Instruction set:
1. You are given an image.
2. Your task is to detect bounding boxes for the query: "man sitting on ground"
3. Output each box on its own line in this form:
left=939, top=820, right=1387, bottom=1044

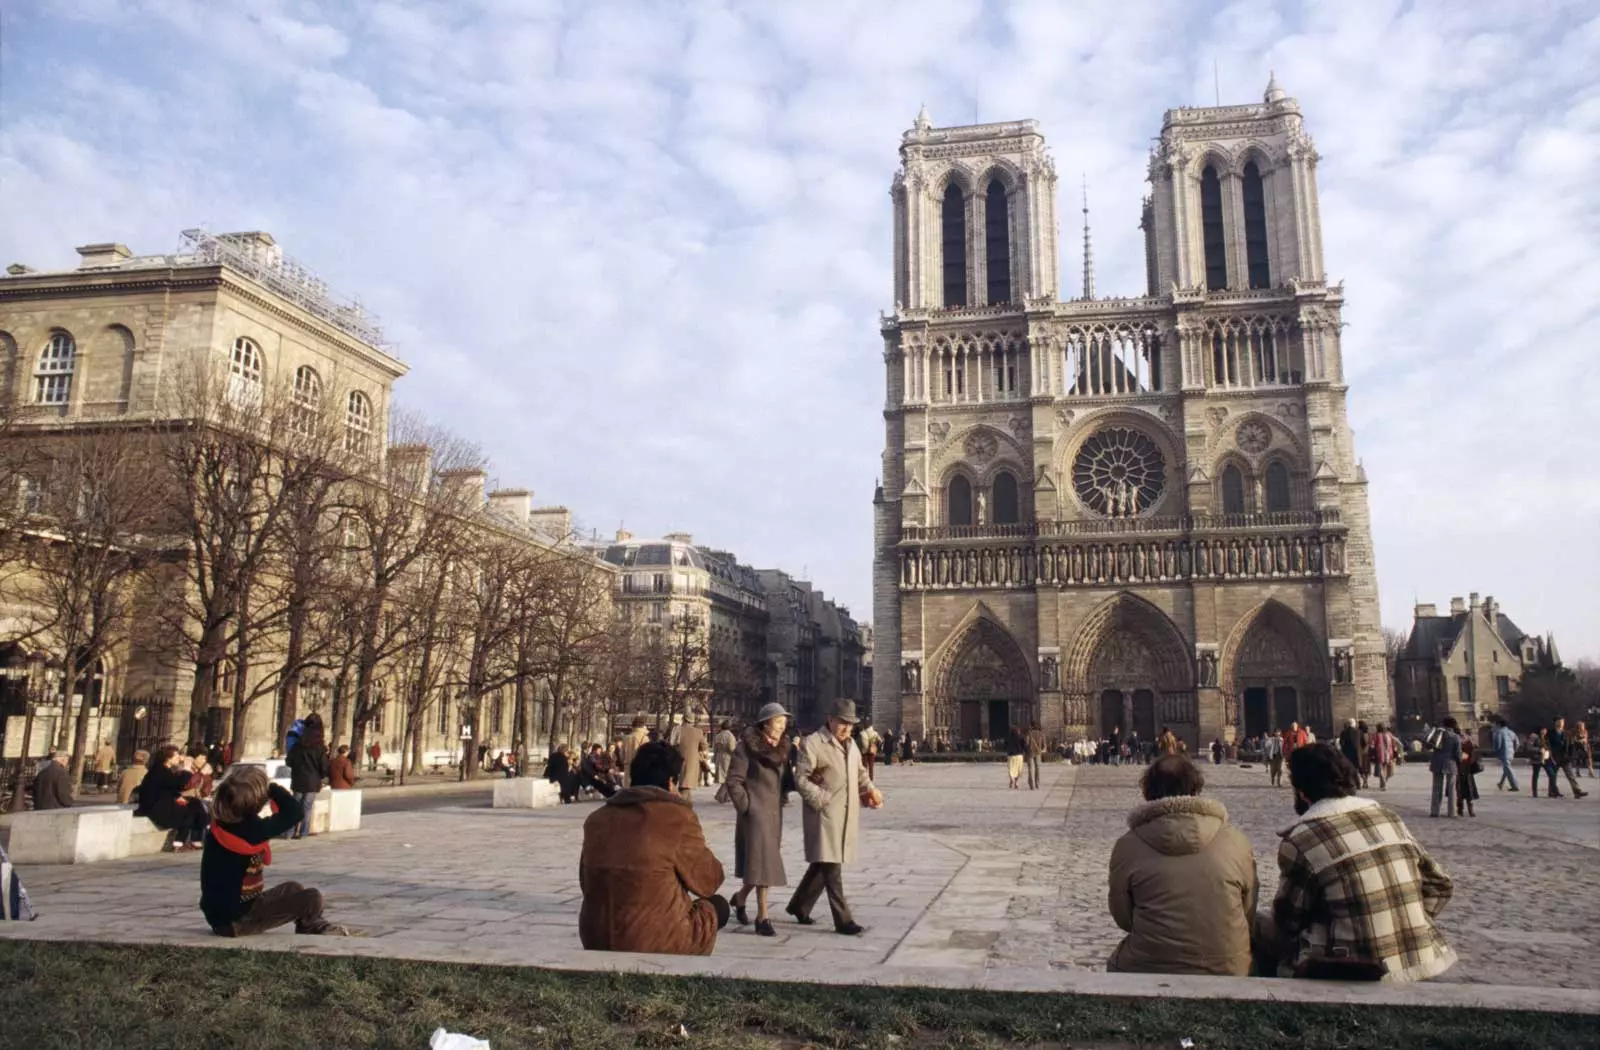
left=1258, top=743, right=1456, bottom=982
left=1107, top=754, right=1257, bottom=976
left=201, top=766, right=357, bottom=937
left=329, top=745, right=359, bottom=790
left=578, top=741, right=728, bottom=955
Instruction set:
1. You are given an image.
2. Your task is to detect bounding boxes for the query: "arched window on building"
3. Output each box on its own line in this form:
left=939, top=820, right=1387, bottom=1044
left=1221, top=464, right=1246, bottom=514
left=34, top=332, right=75, bottom=405
left=228, top=337, right=263, bottom=408
left=991, top=471, right=1019, bottom=524
left=942, top=183, right=967, bottom=307
left=985, top=179, right=1011, bottom=305
left=1200, top=165, right=1227, bottom=291
left=1242, top=162, right=1270, bottom=289
left=291, top=365, right=321, bottom=433
left=346, top=390, right=373, bottom=453
left=947, top=475, right=973, bottom=527
left=1265, top=461, right=1292, bottom=512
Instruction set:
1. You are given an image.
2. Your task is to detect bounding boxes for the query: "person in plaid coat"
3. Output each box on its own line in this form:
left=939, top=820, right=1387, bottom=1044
left=1257, top=743, right=1457, bottom=982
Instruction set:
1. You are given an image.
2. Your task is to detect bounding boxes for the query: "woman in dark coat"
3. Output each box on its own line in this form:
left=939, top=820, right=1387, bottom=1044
left=726, top=703, right=790, bottom=936
left=285, top=714, right=330, bottom=838
left=134, top=744, right=208, bottom=851
left=1456, top=736, right=1482, bottom=817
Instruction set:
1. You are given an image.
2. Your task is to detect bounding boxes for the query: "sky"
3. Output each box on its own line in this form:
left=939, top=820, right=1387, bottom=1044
left=1, top=0, right=1597, bottom=659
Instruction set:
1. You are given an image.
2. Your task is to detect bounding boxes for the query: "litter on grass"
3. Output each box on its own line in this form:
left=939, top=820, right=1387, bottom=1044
left=429, top=1028, right=490, bottom=1049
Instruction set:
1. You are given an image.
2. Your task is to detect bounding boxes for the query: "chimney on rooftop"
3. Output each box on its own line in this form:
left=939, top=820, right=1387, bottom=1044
left=1449, top=596, right=1466, bottom=615
left=1469, top=592, right=1481, bottom=612
left=439, top=467, right=486, bottom=510
left=530, top=506, right=571, bottom=538
left=387, top=444, right=433, bottom=489
left=663, top=532, right=694, bottom=545
left=76, top=243, right=131, bottom=268
left=487, top=489, right=531, bottom=527
left=615, top=528, right=633, bottom=543
left=1485, top=595, right=1498, bottom=620
left=1414, top=603, right=1437, bottom=618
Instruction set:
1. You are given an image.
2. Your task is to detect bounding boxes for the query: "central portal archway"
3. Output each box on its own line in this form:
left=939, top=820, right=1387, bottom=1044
left=1223, top=601, right=1329, bottom=740
left=1064, top=593, right=1196, bottom=749
left=929, top=611, right=1032, bottom=746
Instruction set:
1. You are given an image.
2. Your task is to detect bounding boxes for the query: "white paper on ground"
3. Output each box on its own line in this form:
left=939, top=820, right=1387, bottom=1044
left=429, top=1028, right=490, bottom=1050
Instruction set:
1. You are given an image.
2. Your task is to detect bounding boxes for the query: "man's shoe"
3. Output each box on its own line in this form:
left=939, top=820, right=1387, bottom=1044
left=785, top=905, right=816, bottom=926
left=835, top=922, right=866, bottom=936
left=1576, top=789, right=1589, bottom=799
left=1509, top=786, right=1520, bottom=792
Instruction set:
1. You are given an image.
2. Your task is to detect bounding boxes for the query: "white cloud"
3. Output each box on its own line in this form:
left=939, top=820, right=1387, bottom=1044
left=1, top=0, right=1596, bottom=654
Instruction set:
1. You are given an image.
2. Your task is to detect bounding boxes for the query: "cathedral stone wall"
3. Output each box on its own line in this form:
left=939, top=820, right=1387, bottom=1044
left=873, top=81, right=1388, bottom=752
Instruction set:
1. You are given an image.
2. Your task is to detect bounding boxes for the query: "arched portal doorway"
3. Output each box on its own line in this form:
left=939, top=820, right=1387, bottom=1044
left=1065, top=593, right=1196, bottom=749
left=930, top=612, right=1032, bottom=746
left=1223, top=601, right=1329, bottom=740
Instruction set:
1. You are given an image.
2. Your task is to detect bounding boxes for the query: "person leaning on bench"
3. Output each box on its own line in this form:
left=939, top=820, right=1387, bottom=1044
left=201, top=765, right=359, bottom=938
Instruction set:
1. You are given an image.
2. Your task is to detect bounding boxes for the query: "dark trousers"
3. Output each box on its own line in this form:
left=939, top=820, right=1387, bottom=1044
left=220, top=882, right=327, bottom=937
left=788, top=862, right=853, bottom=928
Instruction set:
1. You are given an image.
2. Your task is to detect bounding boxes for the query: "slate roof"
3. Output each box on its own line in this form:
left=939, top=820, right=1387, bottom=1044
left=1403, top=610, right=1528, bottom=661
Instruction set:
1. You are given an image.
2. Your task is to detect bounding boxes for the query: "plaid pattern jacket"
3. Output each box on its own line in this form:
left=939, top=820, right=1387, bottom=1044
left=1271, top=796, right=1457, bottom=982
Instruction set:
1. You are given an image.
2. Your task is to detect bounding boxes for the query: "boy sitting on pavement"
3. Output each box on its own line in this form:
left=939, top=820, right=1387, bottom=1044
left=201, top=766, right=358, bottom=938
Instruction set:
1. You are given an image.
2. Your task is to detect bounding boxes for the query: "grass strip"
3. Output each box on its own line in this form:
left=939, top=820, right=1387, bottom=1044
left=0, top=939, right=1592, bottom=1050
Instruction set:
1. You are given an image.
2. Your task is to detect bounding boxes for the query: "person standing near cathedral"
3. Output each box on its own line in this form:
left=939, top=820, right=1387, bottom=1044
left=787, top=700, right=882, bottom=935
left=1490, top=717, right=1519, bottom=792
left=1428, top=718, right=1463, bottom=818
left=1263, top=731, right=1285, bottom=786
left=1025, top=723, right=1046, bottom=790
left=857, top=720, right=881, bottom=780
left=1548, top=718, right=1588, bottom=799
left=1005, top=727, right=1026, bottom=789
left=1369, top=723, right=1394, bottom=791
left=667, top=712, right=705, bottom=803
left=619, top=717, right=650, bottom=788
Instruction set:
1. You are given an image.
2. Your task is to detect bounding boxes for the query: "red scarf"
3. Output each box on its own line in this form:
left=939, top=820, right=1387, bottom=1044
left=211, top=801, right=277, bottom=903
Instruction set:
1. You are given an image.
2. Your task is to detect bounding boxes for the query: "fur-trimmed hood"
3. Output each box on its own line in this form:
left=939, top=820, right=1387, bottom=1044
left=1125, top=795, right=1231, bottom=856
left=741, top=726, right=791, bottom=768
left=604, top=785, right=691, bottom=809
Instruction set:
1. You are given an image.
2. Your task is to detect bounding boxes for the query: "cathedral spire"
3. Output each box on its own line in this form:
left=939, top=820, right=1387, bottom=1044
left=1264, top=69, right=1286, bottom=103
left=914, top=102, right=931, bottom=131
left=1081, top=175, right=1095, bottom=300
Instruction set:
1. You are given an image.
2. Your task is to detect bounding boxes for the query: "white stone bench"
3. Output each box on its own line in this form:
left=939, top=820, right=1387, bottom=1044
left=8, top=788, right=361, bottom=865
left=493, top=777, right=562, bottom=809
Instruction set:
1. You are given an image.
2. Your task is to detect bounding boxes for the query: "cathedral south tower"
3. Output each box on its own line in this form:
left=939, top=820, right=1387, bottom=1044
left=872, top=77, right=1386, bottom=750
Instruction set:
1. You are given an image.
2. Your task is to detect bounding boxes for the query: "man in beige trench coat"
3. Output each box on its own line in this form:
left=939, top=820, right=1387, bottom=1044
left=785, top=699, right=883, bottom=935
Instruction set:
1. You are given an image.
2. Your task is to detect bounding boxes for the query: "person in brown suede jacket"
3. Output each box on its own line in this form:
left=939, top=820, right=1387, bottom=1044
left=579, top=741, right=729, bottom=955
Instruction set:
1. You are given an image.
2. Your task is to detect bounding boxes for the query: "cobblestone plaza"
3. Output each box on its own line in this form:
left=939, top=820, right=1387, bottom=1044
left=3, top=762, right=1595, bottom=1004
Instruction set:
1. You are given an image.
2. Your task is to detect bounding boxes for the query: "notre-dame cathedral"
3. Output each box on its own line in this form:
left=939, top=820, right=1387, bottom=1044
left=872, top=76, right=1387, bottom=751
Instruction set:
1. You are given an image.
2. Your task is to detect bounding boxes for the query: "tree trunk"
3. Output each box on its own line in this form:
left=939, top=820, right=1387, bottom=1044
left=275, top=602, right=307, bottom=749
left=67, top=654, right=98, bottom=790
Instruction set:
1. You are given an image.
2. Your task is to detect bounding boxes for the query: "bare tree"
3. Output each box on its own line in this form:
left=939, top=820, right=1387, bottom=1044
left=520, top=543, right=614, bottom=753
left=635, top=612, right=715, bottom=725
left=18, top=425, right=169, bottom=786
left=339, top=411, right=484, bottom=761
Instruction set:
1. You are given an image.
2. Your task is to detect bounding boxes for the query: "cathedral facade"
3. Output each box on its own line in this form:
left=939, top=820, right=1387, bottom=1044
left=872, top=77, right=1387, bottom=751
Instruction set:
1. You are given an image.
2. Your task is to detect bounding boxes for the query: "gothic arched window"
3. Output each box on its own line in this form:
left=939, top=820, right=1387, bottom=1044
left=1200, top=165, right=1227, bottom=291
left=984, top=179, right=1010, bottom=305
left=1265, top=461, right=1291, bottom=512
left=1243, top=162, right=1270, bottom=289
left=992, top=471, right=1019, bottom=524
left=346, top=390, right=373, bottom=453
left=1221, top=464, right=1246, bottom=514
left=947, top=475, right=973, bottom=527
left=942, top=183, right=967, bottom=308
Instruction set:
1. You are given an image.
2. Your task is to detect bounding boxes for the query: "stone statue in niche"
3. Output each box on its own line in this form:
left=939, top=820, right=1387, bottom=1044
left=1197, top=651, right=1218, bottom=688
left=1040, top=655, right=1060, bottom=691
left=977, top=490, right=988, bottom=524
left=902, top=659, right=922, bottom=693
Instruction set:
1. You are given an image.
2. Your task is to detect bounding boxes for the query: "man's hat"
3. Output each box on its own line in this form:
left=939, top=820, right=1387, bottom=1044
left=826, top=699, right=861, bottom=725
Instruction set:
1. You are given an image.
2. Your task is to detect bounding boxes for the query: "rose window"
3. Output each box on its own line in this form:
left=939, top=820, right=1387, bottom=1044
left=1072, top=427, right=1166, bottom=516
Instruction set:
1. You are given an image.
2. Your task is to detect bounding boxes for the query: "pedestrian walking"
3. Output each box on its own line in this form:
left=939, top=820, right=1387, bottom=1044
left=858, top=720, right=881, bottom=781
left=1369, top=723, right=1394, bottom=791
left=93, top=740, right=117, bottom=791
left=1548, top=718, right=1589, bottom=799
left=285, top=714, right=330, bottom=838
left=367, top=741, right=382, bottom=772
left=1005, top=727, right=1026, bottom=789
left=619, top=717, right=649, bottom=787
left=786, top=700, right=882, bottom=935
left=1575, top=723, right=1595, bottom=779
left=1456, top=737, right=1481, bottom=817
left=1263, top=731, right=1285, bottom=786
left=1210, top=738, right=1223, bottom=766
left=1530, top=728, right=1553, bottom=797
left=711, top=722, right=737, bottom=786
left=1025, top=723, right=1046, bottom=790
left=1337, top=719, right=1360, bottom=775
left=1356, top=721, right=1373, bottom=788
left=725, top=703, right=790, bottom=937
left=667, top=713, right=705, bottom=802
left=1428, top=717, right=1462, bottom=818
left=1490, top=717, right=1519, bottom=792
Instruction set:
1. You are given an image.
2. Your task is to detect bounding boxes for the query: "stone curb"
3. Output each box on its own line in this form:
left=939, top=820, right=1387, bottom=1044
left=1, top=922, right=1594, bottom=1016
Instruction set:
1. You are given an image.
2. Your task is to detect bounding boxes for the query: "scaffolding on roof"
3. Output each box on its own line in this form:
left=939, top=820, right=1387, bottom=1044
left=179, top=228, right=387, bottom=349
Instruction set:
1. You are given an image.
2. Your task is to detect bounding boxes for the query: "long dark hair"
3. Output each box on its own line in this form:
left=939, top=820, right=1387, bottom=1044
left=148, top=743, right=181, bottom=772
left=297, top=713, right=327, bottom=750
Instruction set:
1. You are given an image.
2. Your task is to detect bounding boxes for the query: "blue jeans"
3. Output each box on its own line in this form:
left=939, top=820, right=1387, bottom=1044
left=1496, top=755, right=1518, bottom=790
left=295, top=792, right=318, bottom=837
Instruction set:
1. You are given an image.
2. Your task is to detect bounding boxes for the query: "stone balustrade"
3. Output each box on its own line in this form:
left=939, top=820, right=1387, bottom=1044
left=901, top=509, right=1337, bottom=543
left=898, top=527, right=1347, bottom=591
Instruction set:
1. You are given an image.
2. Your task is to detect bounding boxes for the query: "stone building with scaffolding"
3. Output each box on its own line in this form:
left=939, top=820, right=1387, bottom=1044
left=872, top=76, right=1387, bottom=751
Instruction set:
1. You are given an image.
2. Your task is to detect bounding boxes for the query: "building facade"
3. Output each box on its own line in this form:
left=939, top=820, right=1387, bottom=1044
left=0, top=230, right=607, bottom=765
left=1393, top=593, right=1560, bottom=731
left=873, top=78, right=1387, bottom=751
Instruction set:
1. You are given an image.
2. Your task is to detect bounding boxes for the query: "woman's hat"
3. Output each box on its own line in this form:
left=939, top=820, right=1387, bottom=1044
left=756, top=702, right=789, bottom=724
